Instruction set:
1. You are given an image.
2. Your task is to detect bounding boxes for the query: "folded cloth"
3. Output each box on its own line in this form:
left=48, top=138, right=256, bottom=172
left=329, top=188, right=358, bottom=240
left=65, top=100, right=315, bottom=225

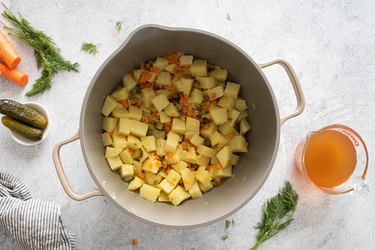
left=0, top=172, right=75, bottom=250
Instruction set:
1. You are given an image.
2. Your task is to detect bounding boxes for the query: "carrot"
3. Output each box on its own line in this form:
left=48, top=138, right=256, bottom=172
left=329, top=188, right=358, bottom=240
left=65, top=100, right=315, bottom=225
left=214, top=164, right=222, bottom=170
left=201, top=102, right=210, bottom=110
left=0, top=31, right=21, bottom=69
left=119, top=99, right=129, bottom=107
left=0, top=62, right=28, bottom=87
left=132, top=239, right=138, bottom=248
left=150, top=66, right=159, bottom=73
left=138, top=172, right=145, bottom=180
left=210, top=93, right=217, bottom=100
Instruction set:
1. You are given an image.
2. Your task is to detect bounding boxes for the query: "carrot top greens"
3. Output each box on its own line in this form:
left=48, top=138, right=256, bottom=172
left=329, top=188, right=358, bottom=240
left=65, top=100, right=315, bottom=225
left=1, top=4, right=79, bottom=96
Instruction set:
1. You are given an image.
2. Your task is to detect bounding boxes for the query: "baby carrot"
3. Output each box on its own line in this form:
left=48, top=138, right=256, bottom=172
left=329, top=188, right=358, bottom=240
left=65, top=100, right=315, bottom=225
left=0, top=31, right=21, bottom=69
left=0, top=62, right=28, bottom=87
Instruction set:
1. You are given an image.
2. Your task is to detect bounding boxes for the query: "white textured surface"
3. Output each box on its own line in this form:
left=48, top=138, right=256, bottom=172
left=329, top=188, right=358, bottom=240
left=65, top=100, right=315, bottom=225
left=0, top=0, right=374, bottom=249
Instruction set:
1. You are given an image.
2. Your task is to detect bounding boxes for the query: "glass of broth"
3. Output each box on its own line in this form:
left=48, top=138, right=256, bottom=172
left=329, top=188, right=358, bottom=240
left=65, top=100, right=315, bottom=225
left=295, top=124, right=369, bottom=195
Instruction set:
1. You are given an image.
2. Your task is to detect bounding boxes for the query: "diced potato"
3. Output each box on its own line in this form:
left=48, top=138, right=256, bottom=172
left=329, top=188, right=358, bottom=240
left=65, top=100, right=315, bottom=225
left=219, top=121, right=238, bottom=136
left=181, top=168, right=195, bottom=190
left=102, top=117, right=118, bottom=132
left=196, top=76, right=215, bottom=89
left=141, top=136, right=156, bottom=152
left=166, top=169, right=182, bottom=186
left=156, top=138, right=166, bottom=156
left=237, top=110, right=248, bottom=122
left=180, top=55, right=193, bottom=66
left=174, top=79, right=183, bottom=92
left=209, top=108, right=228, bottom=125
left=112, top=106, right=129, bottom=118
left=198, top=180, right=213, bottom=193
left=139, top=147, right=148, bottom=163
left=107, top=156, right=123, bottom=171
left=156, top=71, right=171, bottom=86
left=224, top=82, right=240, bottom=99
left=130, top=120, right=148, bottom=137
left=230, top=135, right=248, bottom=152
left=128, top=176, right=144, bottom=191
left=164, top=63, right=176, bottom=73
left=153, top=57, right=169, bottom=70
left=165, top=149, right=181, bottom=164
left=211, top=165, right=232, bottom=178
left=112, top=135, right=127, bottom=149
left=189, top=181, right=203, bottom=198
left=158, top=179, right=175, bottom=194
left=129, top=105, right=143, bottom=121
left=133, top=161, right=142, bottom=174
left=142, top=159, right=162, bottom=174
left=197, top=145, right=217, bottom=157
left=123, top=74, right=137, bottom=91
left=111, top=87, right=129, bottom=101
left=164, top=103, right=180, bottom=117
left=235, top=98, right=247, bottom=111
left=133, top=69, right=145, bottom=81
left=118, top=118, right=132, bottom=136
left=229, top=109, right=241, bottom=126
left=240, top=119, right=251, bottom=135
left=120, top=148, right=133, bottom=164
left=218, top=96, right=235, bottom=110
left=196, top=155, right=210, bottom=166
left=185, top=117, right=200, bottom=134
left=195, top=166, right=212, bottom=185
left=189, top=134, right=204, bottom=147
left=105, top=146, right=122, bottom=158
left=209, top=69, right=228, bottom=81
left=151, top=94, right=170, bottom=112
left=169, top=185, right=190, bottom=206
left=191, top=89, right=203, bottom=104
left=206, top=85, right=224, bottom=100
left=172, top=118, right=186, bottom=135
left=102, top=132, right=113, bottom=146
left=181, top=78, right=194, bottom=96
left=210, top=155, right=220, bottom=165
left=200, top=122, right=217, bottom=138
left=144, top=172, right=162, bottom=185
left=140, top=184, right=161, bottom=202
left=210, top=131, right=227, bottom=149
left=158, top=191, right=170, bottom=202
left=216, top=146, right=232, bottom=168
left=181, top=148, right=198, bottom=164
left=184, top=131, right=196, bottom=139
left=159, top=111, right=172, bottom=123
left=119, top=164, right=134, bottom=181
left=102, top=95, right=118, bottom=117
left=142, top=88, right=156, bottom=108
left=190, top=59, right=207, bottom=76
left=171, top=160, right=188, bottom=174
left=165, top=131, right=179, bottom=153
left=230, top=154, right=240, bottom=166
left=127, top=135, right=142, bottom=147
left=150, top=128, right=165, bottom=139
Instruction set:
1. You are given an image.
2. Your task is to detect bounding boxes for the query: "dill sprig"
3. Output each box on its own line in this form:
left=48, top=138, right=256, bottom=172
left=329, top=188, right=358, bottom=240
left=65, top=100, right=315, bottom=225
left=81, top=42, right=99, bottom=55
left=1, top=4, right=79, bottom=96
left=250, top=181, right=299, bottom=250
left=115, top=21, right=122, bottom=32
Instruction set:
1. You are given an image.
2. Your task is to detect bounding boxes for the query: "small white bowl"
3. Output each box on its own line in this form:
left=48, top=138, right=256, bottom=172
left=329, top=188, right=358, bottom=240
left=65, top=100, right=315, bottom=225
left=9, top=102, right=50, bottom=146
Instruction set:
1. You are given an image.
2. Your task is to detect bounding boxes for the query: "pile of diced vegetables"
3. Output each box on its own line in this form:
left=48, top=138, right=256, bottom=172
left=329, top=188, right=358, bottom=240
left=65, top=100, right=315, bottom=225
left=101, top=53, right=251, bottom=206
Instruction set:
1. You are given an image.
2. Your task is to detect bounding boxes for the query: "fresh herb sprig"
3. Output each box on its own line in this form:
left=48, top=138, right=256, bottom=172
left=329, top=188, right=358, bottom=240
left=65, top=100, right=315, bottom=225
left=250, top=181, right=298, bottom=250
left=1, top=4, right=79, bottom=96
left=81, top=42, right=99, bottom=55
left=221, top=219, right=235, bottom=241
left=115, top=21, right=122, bottom=32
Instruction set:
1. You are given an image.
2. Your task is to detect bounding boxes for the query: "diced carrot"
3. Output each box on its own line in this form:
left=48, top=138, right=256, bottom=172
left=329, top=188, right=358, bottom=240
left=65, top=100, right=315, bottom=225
left=187, top=108, right=195, bottom=117
left=164, top=122, right=172, bottom=132
left=150, top=66, right=159, bottom=73
left=210, top=93, right=217, bottom=100
left=0, top=31, right=21, bottom=69
left=155, top=160, right=162, bottom=168
left=203, top=124, right=210, bottom=129
left=0, top=62, right=28, bottom=87
left=138, top=172, right=145, bottom=179
left=132, top=239, right=138, bottom=248
left=214, top=164, right=222, bottom=170
left=201, top=102, right=210, bottom=110
left=119, top=99, right=129, bottom=107
left=179, top=95, right=189, bottom=107
left=145, top=71, right=152, bottom=80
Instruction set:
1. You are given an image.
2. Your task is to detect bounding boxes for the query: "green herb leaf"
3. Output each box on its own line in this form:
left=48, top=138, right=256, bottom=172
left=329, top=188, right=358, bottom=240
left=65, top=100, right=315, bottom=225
left=221, top=234, right=228, bottom=241
left=226, top=14, right=231, bottom=21
left=225, top=219, right=231, bottom=229
left=1, top=4, right=79, bottom=96
left=115, top=21, right=122, bottom=32
left=250, top=181, right=299, bottom=250
left=81, top=42, right=99, bottom=55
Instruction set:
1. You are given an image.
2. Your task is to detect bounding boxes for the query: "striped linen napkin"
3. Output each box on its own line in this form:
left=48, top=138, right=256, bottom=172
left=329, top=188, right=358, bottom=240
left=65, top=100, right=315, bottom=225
left=0, top=172, right=75, bottom=249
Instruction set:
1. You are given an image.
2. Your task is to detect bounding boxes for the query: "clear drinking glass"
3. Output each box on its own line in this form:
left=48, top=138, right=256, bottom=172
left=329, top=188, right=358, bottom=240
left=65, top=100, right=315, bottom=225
left=295, top=124, right=369, bottom=195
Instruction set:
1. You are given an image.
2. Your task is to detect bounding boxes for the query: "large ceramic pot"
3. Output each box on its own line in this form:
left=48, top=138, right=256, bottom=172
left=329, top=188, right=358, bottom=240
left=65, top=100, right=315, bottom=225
left=53, top=25, right=305, bottom=228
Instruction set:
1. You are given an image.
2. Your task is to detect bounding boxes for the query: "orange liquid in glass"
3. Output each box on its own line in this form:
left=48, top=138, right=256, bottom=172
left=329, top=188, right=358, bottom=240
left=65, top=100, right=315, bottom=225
left=304, top=130, right=357, bottom=188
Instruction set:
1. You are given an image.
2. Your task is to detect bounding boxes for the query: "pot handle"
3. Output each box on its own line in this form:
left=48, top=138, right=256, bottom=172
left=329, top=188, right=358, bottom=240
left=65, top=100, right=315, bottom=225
left=52, top=132, right=103, bottom=201
left=259, top=59, right=305, bottom=125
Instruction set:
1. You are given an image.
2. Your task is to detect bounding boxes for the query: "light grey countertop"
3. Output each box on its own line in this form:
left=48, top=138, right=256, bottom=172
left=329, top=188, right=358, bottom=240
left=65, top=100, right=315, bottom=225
left=0, top=0, right=374, bottom=249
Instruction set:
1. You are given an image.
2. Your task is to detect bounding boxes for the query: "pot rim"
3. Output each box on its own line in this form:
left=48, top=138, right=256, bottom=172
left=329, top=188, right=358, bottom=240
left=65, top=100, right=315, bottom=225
left=79, top=24, right=281, bottom=229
